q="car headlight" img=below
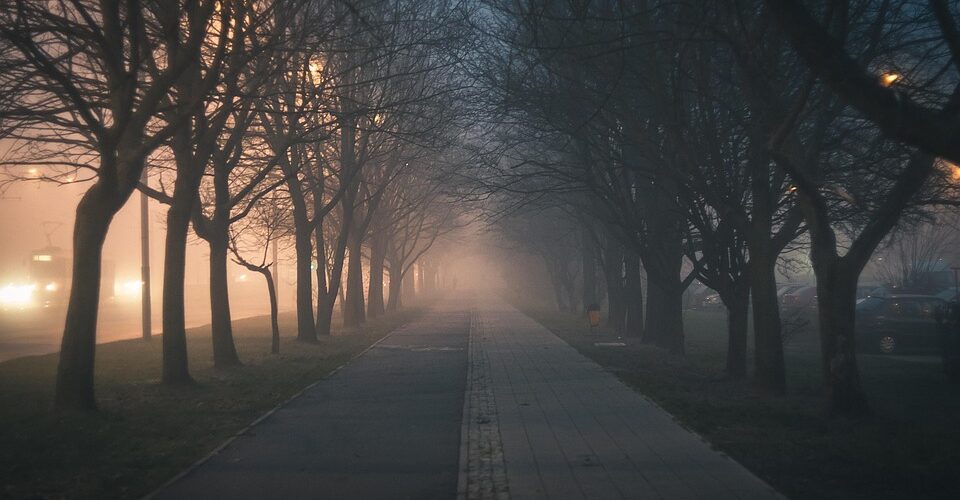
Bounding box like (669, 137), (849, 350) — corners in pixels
(115, 280), (144, 299)
(0, 284), (36, 308)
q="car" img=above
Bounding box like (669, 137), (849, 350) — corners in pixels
(777, 284), (806, 301)
(856, 285), (880, 299)
(782, 285), (817, 310)
(855, 294), (946, 354)
(935, 288), (959, 302)
(698, 293), (723, 310)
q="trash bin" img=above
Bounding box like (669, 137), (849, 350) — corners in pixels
(587, 303), (601, 329)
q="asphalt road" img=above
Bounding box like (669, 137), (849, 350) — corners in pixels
(0, 296), (281, 362)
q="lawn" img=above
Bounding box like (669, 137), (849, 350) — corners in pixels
(0, 307), (424, 500)
(522, 305), (960, 500)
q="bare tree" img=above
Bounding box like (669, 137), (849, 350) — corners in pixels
(229, 195), (290, 354)
(0, 0), (221, 410)
(875, 213), (960, 293)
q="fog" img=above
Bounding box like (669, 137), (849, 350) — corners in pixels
(0, 175), (518, 361)
(0, 175), (299, 361)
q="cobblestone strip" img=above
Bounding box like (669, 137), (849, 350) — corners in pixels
(458, 308), (510, 500)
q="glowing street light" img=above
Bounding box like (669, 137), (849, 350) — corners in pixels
(950, 163), (960, 183)
(879, 72), (901, 87)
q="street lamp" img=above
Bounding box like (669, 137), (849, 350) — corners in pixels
(879, 72), (901, 87)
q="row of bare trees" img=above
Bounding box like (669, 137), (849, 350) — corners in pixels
(0, 0), (471, 411)
(468, 0), (960, 416)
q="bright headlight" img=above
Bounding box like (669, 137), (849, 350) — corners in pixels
(115, 280), (143, 299)
(0, 284), (36, 308)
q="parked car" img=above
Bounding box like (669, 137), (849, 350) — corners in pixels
(782, 285), (817, 310)
(697, 293), (723, 310)
(777, 284), (806, 301)
(855, 294), (946, 354)
(856, 285), (880, 300)
(935, 288), (959, 302)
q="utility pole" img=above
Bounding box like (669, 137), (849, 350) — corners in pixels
(140, 170), (152, 340)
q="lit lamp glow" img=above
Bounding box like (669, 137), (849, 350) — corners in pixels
(937, 160), (960, 183)
(116, 280), (144, 299)
(0, 284), (36, 308)
(879, 72), (901, 87)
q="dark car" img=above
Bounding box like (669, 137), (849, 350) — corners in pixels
(782, 285), (817, 310)
(697, 293), (723, 310)
(855, 294), (946, 354)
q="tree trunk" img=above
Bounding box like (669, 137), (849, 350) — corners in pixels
(750, 254), (786, 394)
(259, 268), (281, 354)
(644, 274), (685, 353)
(161, 186), (198, 386)
(603, 241), (625, 332)
(343, 234), (366, 328)
(724, 286), (750, 378)
(367, 234), (387, 318)
(417, 261), (426, 295)
(581, 226), (598, 314)
(815, 258), (870, 415)
(624, 250), (644, 338)
(208, 238), (241, 367)
(54, 186), (117, 411)
(386, 247), (403, 312)
(546, 258), (569, 311)
(316, 296), (335, 337)
(402, 264), (415, 306)
(293, 225), (316, 342)
(387, 273), (402, 312)
(637, 176), (685, 353)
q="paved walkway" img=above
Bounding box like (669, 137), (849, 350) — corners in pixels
(152, 297), (471, 500)
(460, 297), (781, 500)
(150, 293), (782, 500)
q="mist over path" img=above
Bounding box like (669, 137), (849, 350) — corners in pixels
(151, 293), (781, 499)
